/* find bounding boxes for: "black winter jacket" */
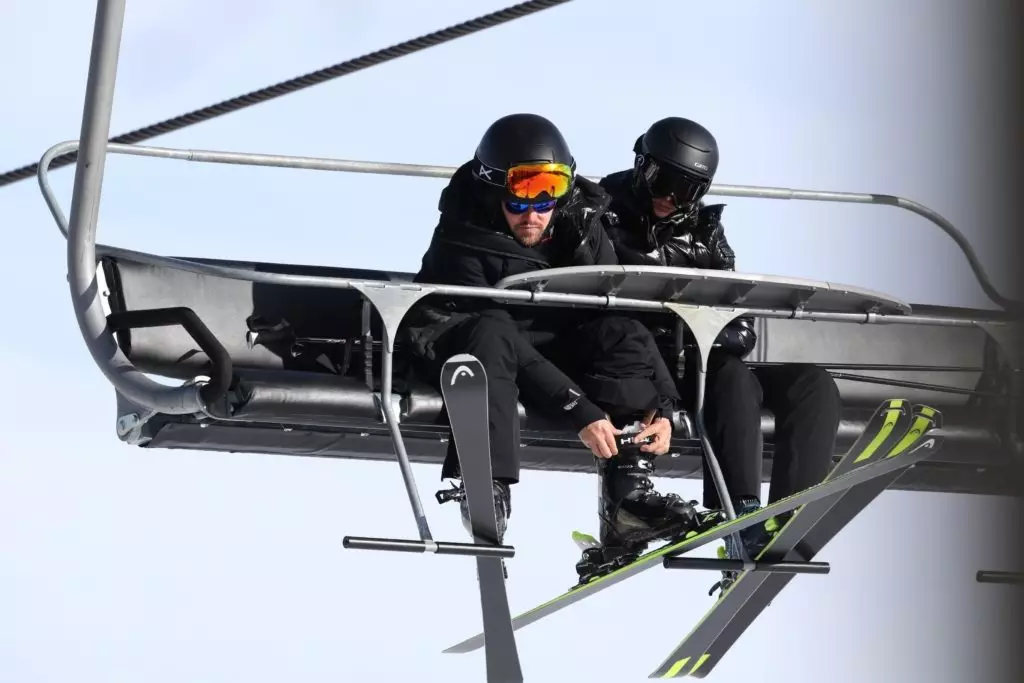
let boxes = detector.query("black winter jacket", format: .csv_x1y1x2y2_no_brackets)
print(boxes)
407,160,618,349
403,161,679,426
413,161,617,295
598,170,758,359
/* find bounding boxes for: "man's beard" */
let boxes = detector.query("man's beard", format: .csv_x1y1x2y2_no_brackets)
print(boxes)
511,223,546,246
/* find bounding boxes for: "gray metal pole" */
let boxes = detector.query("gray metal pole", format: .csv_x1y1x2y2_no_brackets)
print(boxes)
65,0,205,416
976,570,1024,585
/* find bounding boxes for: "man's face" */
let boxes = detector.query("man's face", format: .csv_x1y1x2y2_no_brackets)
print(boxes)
650,196,678,219
502,202,554,246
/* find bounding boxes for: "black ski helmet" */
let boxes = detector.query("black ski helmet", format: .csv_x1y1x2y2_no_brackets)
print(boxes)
471,113,577,207
632,117,719,213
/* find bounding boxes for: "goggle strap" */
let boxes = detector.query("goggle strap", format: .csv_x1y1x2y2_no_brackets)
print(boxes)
474,159,577,186
474,160,508,189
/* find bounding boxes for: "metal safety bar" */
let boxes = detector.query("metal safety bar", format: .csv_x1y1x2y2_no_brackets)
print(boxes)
343,536,515,559
51,0,1021,556
663,556,831,575
976,570,1024,585
38,140,1015,335
37,146,1021,315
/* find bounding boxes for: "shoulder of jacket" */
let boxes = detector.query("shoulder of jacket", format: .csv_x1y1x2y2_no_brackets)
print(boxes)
438,159,481,214
560,176,612,237
572,175,613,211
598,170,644,227
598,169,633,190
693,202,727,237
698,202,727,222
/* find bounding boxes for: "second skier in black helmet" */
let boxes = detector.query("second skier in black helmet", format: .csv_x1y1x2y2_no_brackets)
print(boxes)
597,117,843,601
631,116,719,219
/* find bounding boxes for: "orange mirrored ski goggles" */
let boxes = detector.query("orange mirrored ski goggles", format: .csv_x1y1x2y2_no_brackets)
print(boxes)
505,162,574,202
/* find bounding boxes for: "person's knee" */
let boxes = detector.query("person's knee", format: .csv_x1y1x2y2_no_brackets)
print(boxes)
593,315,648,336
585,315,652,350
703,356,762,422
574,315,656,373
709,355,761,396
793,364,840,407
459,313,519,363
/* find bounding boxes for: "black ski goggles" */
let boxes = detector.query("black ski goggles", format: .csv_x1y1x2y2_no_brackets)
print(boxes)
638,156,711,205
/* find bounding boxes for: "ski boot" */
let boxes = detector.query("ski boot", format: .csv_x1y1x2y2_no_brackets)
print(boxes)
436,478,511,579
573,423,711,588
707,501,791,599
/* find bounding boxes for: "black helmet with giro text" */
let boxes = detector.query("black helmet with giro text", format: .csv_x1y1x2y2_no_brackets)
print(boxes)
632,117,719,215
471,113,577,218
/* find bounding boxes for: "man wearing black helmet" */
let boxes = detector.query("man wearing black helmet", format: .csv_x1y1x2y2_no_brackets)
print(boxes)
403,113,705,555
599,117,842,596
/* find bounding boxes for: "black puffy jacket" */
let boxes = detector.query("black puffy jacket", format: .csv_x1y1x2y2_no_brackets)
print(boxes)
598,170,758,359
404,160,619,355
404,161,685,427
414,161,617,291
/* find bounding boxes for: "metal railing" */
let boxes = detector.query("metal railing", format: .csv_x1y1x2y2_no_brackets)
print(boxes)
38,139,1021,316
42,135,1018,415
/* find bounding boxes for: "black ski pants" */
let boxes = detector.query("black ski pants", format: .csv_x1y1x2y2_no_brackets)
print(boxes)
684,352,842,510
421,309,679,484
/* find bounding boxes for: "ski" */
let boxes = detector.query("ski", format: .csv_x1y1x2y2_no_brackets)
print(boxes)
647,401,939,678
443,398,934,656
440,354,523,683
684,404,943,679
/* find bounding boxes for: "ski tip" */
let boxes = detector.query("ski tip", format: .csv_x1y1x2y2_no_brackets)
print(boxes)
444,353,482,365
572,530,599,550
440,354,487,388
912,403,943,427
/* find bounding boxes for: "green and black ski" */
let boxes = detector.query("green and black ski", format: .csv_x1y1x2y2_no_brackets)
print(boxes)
443,399,926,655
649,403,942,679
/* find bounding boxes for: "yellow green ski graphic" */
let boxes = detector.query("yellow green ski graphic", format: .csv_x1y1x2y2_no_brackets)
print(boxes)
443,399,935,656
650,403,943,678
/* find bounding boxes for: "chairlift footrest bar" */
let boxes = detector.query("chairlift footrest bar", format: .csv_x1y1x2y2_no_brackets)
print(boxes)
662,556,830,575
342,535,515,559
976,570,1024,585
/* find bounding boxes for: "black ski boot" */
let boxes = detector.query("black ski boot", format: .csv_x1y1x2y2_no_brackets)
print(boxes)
573,426,707,587
437,479,512,578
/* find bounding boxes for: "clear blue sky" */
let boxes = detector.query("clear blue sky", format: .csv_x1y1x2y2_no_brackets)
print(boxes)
0,1,1018,681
